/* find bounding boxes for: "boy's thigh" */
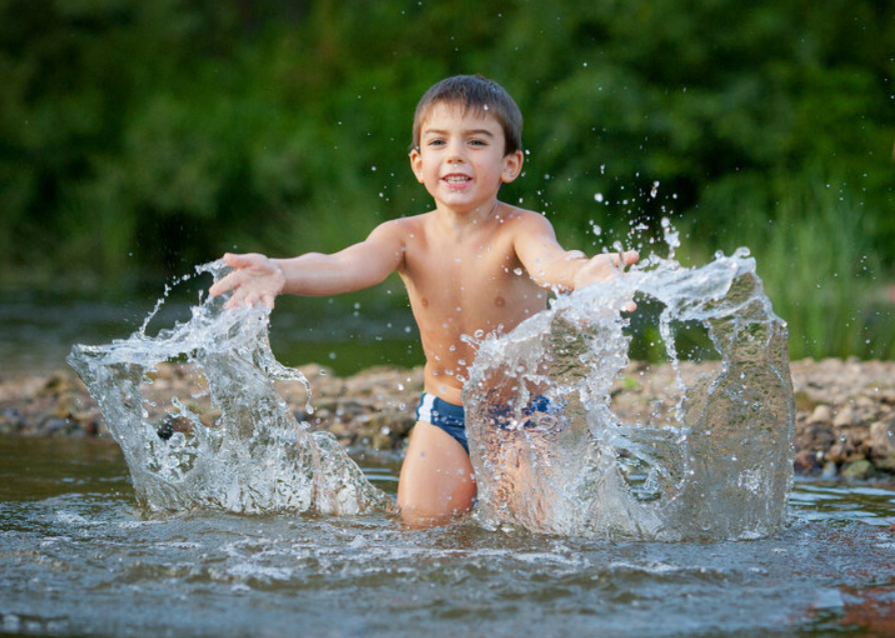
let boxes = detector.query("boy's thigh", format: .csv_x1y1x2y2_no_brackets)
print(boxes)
397,421,476,524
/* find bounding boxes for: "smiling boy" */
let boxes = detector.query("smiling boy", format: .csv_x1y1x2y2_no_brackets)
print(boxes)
210,75,637,527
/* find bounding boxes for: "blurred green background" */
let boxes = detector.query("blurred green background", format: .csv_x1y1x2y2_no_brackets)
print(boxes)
1,0,893,360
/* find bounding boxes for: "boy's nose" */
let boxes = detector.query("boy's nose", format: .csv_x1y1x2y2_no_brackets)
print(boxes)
446,149,466,164
446,141,466,163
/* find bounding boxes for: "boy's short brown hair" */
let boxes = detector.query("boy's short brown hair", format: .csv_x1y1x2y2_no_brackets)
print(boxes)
411,75,523,156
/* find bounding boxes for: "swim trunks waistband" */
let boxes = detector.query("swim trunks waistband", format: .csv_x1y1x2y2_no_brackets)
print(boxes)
416,393,469,454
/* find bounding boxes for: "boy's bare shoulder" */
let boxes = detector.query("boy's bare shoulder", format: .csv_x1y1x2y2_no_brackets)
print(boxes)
499,205,556,234
504,205,544,219
371,212,433,238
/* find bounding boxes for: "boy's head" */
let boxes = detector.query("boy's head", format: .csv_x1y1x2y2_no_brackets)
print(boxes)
411,75,523,156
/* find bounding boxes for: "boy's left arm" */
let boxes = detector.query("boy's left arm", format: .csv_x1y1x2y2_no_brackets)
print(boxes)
514,213,638,292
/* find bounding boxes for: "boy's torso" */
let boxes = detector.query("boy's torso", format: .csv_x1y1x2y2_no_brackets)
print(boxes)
394,205,549,404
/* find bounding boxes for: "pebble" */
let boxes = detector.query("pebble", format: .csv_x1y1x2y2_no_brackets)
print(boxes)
833,405,860,428
871,419,893,446
808,405,832,424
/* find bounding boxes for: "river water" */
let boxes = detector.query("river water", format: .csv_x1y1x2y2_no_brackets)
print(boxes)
0,285,420,377
1,436,895,638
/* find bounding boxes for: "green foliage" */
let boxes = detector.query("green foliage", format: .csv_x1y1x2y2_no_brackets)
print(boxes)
0,0,892,359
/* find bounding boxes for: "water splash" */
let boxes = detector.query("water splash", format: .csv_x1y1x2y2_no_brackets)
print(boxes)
69,249,793,539
465,247,795,541
68,260,392,516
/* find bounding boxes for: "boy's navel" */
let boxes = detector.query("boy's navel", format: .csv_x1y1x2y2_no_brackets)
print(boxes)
494,295,506,307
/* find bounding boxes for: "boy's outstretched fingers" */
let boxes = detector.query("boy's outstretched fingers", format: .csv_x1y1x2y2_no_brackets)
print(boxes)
208,256,245,301
620,250,639,269
573,250,639,289
208,252,284,310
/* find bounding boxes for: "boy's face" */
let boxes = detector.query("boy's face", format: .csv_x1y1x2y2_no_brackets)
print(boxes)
410,101,523,215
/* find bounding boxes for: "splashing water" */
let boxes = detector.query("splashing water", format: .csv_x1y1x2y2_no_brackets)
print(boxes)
68,260,392,516
465,247,795,541
69,248,793,540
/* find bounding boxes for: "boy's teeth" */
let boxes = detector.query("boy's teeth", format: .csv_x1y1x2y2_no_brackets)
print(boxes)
445,176,469,183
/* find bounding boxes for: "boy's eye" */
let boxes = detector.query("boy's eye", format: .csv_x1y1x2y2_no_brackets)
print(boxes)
469,139,487,146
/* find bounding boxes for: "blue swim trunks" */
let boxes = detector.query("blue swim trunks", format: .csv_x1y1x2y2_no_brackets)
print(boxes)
415,393,557,455
416,393,469,453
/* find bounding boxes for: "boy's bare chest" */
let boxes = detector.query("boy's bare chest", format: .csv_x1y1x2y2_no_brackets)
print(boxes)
400,237,543,326
404,235,518,292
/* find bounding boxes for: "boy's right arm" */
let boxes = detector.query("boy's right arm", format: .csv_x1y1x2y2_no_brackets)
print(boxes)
209,222,406,309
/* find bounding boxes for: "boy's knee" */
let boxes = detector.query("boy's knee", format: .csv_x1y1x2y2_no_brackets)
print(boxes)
398,496,473,529
399,505,454,529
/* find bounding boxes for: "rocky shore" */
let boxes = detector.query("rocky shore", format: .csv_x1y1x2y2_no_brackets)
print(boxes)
2,358,894,481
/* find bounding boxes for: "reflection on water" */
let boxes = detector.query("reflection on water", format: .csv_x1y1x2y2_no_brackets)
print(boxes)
1,438,894,638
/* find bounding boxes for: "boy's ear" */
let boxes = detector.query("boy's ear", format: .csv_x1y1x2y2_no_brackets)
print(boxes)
409,149,424,183
501,150,524,183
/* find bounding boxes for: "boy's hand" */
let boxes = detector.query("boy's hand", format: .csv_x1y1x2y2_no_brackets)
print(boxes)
573,250,639,312
208,252,286,309
573,250,639,288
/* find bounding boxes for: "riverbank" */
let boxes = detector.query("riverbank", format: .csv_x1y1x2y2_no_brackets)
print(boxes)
2,358,894,481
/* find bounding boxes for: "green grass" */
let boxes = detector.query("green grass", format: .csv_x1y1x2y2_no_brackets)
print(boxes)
677,172,894,360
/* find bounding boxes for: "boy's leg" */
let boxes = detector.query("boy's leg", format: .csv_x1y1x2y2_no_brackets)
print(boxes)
397,421,476,527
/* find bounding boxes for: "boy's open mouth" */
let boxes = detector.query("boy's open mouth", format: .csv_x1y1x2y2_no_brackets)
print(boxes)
443,174,471,186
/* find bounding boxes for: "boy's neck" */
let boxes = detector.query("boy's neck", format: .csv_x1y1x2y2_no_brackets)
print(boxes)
434,198,502,230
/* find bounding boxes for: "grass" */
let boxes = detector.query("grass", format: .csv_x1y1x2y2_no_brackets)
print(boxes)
676,171,894,361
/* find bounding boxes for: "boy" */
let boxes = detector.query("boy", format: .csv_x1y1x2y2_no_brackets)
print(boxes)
209,75,638,527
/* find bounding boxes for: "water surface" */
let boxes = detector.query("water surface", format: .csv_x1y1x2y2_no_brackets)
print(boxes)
0,286,419,377
2,438,894,638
